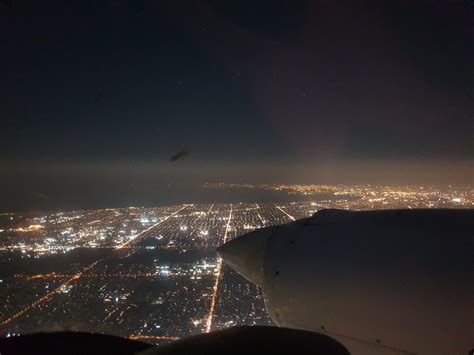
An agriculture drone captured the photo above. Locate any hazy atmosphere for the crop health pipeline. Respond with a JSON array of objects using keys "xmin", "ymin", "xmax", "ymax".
[{"xmin": 1, "ymin": 0, "xmax": 472, "ymax": 211}]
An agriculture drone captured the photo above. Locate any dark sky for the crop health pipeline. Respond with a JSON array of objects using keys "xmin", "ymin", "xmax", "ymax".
[{"xmin": 0, "ymin": 0, "xmax": 472, "ymax": 211}]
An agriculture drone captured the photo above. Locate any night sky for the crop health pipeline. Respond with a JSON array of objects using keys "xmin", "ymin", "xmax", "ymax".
[{"xmin": 0, "ymin": 0, "xmax": 472, "ymax": 211}]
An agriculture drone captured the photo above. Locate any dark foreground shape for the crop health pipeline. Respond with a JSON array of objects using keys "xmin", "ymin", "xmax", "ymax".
[
  {"xmin": 145, "ymin": 326, "xmax": 351, "ymax": 355},
  {"xmin": 0, "ymin": 331, "xmax": 152, "ymax": 354},
  {"xmin": 0, "ymin": 326, "xmax": 350, "ymax": 355}
]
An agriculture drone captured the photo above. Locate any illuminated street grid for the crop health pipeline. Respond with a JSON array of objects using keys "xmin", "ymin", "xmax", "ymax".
[
  {"xmin": 0, "ymin": 184, "xmax": 471, "ymax": 343},
  {"xmin": 205, "ymin": 183, "xmax": 473, "ymax": 209}
]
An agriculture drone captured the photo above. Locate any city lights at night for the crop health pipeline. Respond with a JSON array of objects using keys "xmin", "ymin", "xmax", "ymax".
[
  {"xmin": 0, "ymin": 184, "xmax": 471, "ymax": 344},
  {"xmin": 0, "ymin": 1, "xmax": 471, "ymax": 353}
]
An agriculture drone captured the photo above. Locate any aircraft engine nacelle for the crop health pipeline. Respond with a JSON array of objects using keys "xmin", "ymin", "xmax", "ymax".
[{"xmin": 217, "ymin": 209, "xmax": 473, "ymax": 355}]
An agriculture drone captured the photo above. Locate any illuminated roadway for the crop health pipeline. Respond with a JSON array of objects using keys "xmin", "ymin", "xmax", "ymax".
[
  {"xmin": 0, "ymin": 205, "xmax": 190, "ymax": 327},
  {"xmin": 274, "ymin": 204, "xmax": 296, "ymax": 221},
  {"xmin": 204, "ymin": 205, "xmax": 233, "ymax": 333}
]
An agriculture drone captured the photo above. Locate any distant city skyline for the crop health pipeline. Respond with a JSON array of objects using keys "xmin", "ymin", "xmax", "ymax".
[{"xmin": 0, "ymin": 159, "xmax": 472, "ymax": 212}]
